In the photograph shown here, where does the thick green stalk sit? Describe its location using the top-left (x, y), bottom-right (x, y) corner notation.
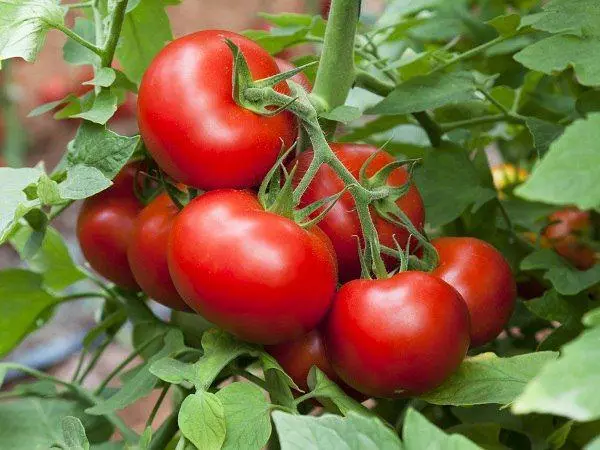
top-left (101, 0), bottom-right (129, 67)
top-left (312, 0), bottom-right (361, 136)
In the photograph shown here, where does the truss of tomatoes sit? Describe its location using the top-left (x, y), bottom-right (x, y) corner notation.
top-left (77, 30), bottom-right (518, 399)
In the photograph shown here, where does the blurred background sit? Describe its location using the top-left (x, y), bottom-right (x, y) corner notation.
top-left (0, 0), bottom-right (382, 432)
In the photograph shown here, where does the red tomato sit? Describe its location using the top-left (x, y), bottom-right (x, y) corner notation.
top-left (138, 30), bottom-right (297, 190)
top-left (431, 237), bottom-right (516, 347)
top-left (321, 0), bottom-right (331, 17)
top-left (168, 189), bottom-right (337, 344)
top-left (127, 193), bottom-right (189, 311)
top-left (292, 144), bottom-right (425, 282)
top-left (266, 329), bottom-right (342, 392)
top-left (544, 208), bottom-right (595, 270)
top-left (325, 271), bottom-right (470, 397)
top-left (274, 58), bottom-right (312, 92)
top-left (38, 66), bottom-right (94, 104)
top-left (77, 164), bottom-right (143, 290)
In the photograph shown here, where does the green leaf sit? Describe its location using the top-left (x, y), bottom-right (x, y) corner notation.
top-left (272, 410), bottom-right (402, 450)
top-left (61, 416), bottom-right (90, 450)
top-left (307, 367), bottom-right (369, 416)
top-left (514, 0), bottom-right (600, 86)
top-left (525, 289), bottom-right (584, 323)
top-left (58, 165), bottom-right (113, 200)
top-left (10, 225), bottom-right (85, 291)
top-left (63, 17), bottom-right (98, 65)
top-left (0, 0), bottom-right (65, 62)
top-left (0, 166), bottom-right (43, 243)
top-left (403, 408), bottom-right (481, 450)
top-left (36, 173), bottom-right (61, 205)
top-left (320, 105), bottom-right (362, 124)
top-left (216, 382), bottom-right (272, 450)
top-left (192, 329), bottom-right (260, 390)
top-left (259, 352), bottom-right (300, 391)
top-left (28, 95), bottom-right (74, 117)
top-left (516, 114), bottom-right (600, 209)
top-left (487, 13), bottom-right (521, 37)
top-left (577, 90), bottom-right (600, 115)
top-left (150, 357), bottom-right (196, 385)
top-left (0, 397), bottom-right (113, 449)
top-left (116, 0), bottom-right (173, 84)
top-left (366, 72), bottom-right (478, 115)
top-left (513, 321), bottom-right (600, 421)
top-left (420, 352), bottom-right (558, 407)
top-left (264, 368), bottom-right (296, 411)
top-left (66, 121), bottom-right (140, 180)
top-left (0, 269), bottom-right (59, 357)
top-left (520, 249), bottom-right (600, 295)
top-left (178, 391), bottom-right (226, 450)
top-left (73, 90), bottom-right (119, 124)
top-left (413, 145), bottom-right (497, 228)
top-left (86, 330), bottom-right (184, 415)
top-left (524, 117), bottom-right (564, 157)
top-left (83, 68), bottom-right (117, 87)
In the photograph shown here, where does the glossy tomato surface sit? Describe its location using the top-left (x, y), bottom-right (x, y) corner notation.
top-left (545, 208), bottom-right (595, 270)
top-left (274, 58), bottom-right (312, 92)
top-left (168, 189), bottom-right (338, 344)
top-left (431, 237), bottom-right (516, 347)
top-left (325, 271), bottom-right (470, 397)
top-left (77, 164), bottom-right (143, 290)
top-left (127, 193), bottom-right (189, 311)
top-left (293, 144), bottom-right (425, 282)
top-left (138, 30), bottom-right (297, 190)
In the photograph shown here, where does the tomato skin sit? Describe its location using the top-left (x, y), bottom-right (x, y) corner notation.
top-left (544, 208), bottom-right (595, 270)
top-left (138, 30), bottom-right (297, 190)
top-left (274, 58), bottom-right (312, 92)
top-left (266, 329), bottom-right (340, 391)
top-left (77, 164), bottom-right (143, 290)
top-left (431, 237), bottom-right (516, 347)
top-left (127, 193), bottom-right (190, 311)
top-left (292, 144), bottom-right (425, 282)
top-left (168, 189), bottom-right (338, 344)
top-left (325, 271), bottom-right (470, 397)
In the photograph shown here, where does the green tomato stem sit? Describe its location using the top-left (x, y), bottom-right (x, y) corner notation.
top-left (100, 0), bottom-right (129, 67)
top-left (51, 23), bottom-right (104, 58)
top-left (312, 0), bottom-right (361, 136)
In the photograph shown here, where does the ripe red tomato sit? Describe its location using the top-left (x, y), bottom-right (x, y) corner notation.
top-left (168, 189), bottom-right (337, 344)
top-left (544, 208), bottom-right (595, 270)
top-left (274, 58), bottom-right (312, 92)
top-left (127, 193), bottom-right (189, 311)
top-left (325, 271), bottom-right (470, 397)
top-left (431, 237), bottom-right (516, 347)
top-left (266, 329), bottom-right (341, 392)
top-left (77, 163), bottom-right (143, 290)
top-left (138, 30), bottom-right (297, 190)
top-left (292, 144), bottom-right (425, 282)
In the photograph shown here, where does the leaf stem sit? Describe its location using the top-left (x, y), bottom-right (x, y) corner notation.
top-left (440, 113), bottom-right (525, 132)
top-left (478, 88), bottom-right (511, 116)
top-left (429, 35), bottom-right (509, 74)
top-left (52, 23), bottom-right (104, 57)
top-left (78, 338), bottom-right (111, 383)
top-left (146, 384), bottom-right (170, 428)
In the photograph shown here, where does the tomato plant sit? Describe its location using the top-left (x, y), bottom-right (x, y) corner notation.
top-left (2, 0), bottom-right (600, 449)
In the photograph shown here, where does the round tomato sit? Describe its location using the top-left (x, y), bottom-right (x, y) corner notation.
top-left (127, 193), bottom-right (189, 311)
top-left (138, 30), bottom-right (297, 190)
top-left (431, 237), bottom-right (516, 347)
top-left (77, 163), bottom-right (143, 290)
top-left (168, 189), bottom-right (337, 344)
top-left (292, 143), bottom-right (425, 282)
top-left (274, 58), bottom-right (312, 92)
top-left (544, 208), bottom-right (595, 270)
top-left (325, 271), bottom-right (470, 397)
top-left (267, 329), bottom-right (342, 392)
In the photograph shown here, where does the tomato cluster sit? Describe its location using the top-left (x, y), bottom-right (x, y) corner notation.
top-left (77, 30), bottom-right (517, 399)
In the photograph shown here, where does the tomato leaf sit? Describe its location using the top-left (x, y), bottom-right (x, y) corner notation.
top-left (116, 0), bottom-right (173, 84)
top-left (0, 397), bottom-right (113, 448)
top-left (178, 391), bottom-right (226, 450)
top-left (524, 117), bottom-right (564, 157)
top-left (73, 90), bottom-right (119, 125)
top-left (58, 165), bottom-right (113, 200)
top-left (420, 352), bottom-right (558, 406)
top-left (82, 68), bottom-right (117, 88)
top-left (215, 382), bottom-right (272, 450)
top-left (366, 72), bottom-right (478, 115)
top-left (513, 312), bottom-right (600, 421)
top-left (307, 367), bottom-right (370, 416)
top-left (486, 13), bottom-right (521, 37)
top-left (10, 225), bottom-right (86, 291)
top-left (61, 416), bottom-right (90, 450)
top-left (0, 166), bottom-right (43, 243)
top-left (413, 144), bottom-right (497, 228)
top-left (403, 408), bottom-right (481, 449)
top-left (0, 269), bottom-right (60, 357)
top-left (0, 0), bottom-right (65, 62)
top-left (516, 114), bottom-right (600, 209)
top-left (149, 357), bottom-right (196, 385)
top-left (272, 410), bottom-right (401, 450)
top-left (320, 105), bottom-right (362, 124)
